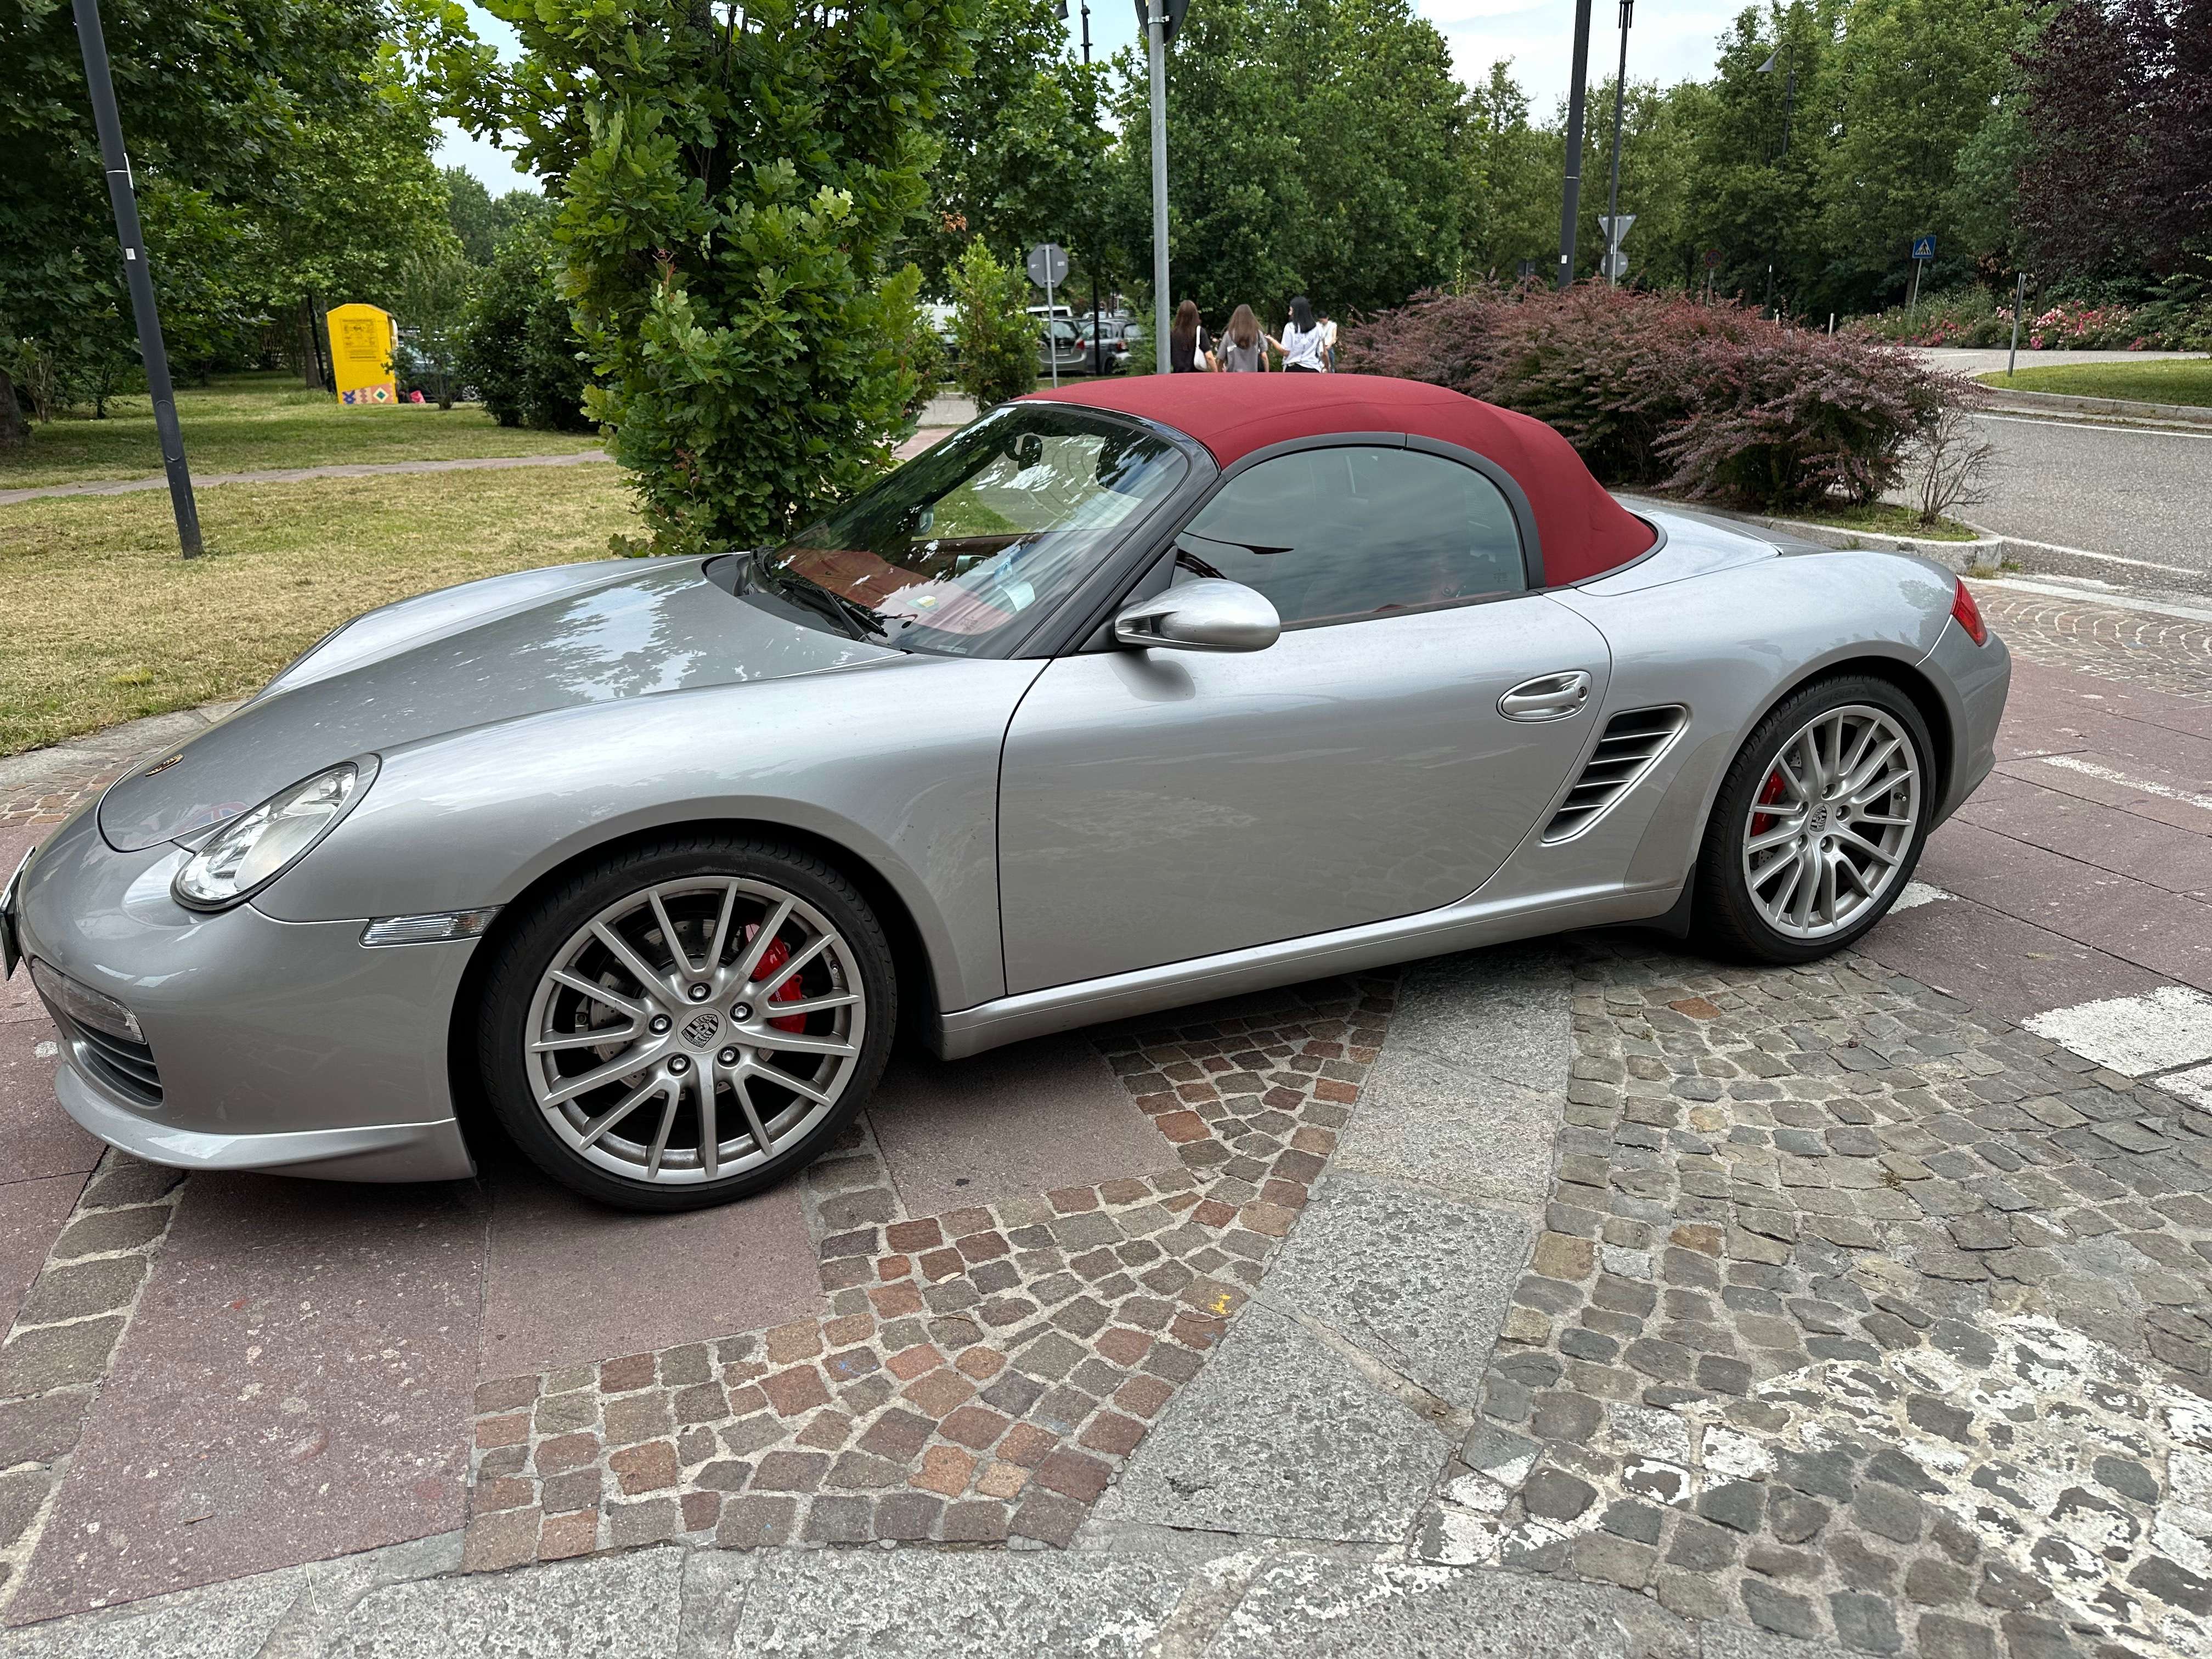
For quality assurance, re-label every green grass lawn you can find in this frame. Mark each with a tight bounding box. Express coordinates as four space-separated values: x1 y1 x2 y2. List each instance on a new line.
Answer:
1 371 605 489
1978 356 2212 409
1790 501 1983 543
1 463 637 755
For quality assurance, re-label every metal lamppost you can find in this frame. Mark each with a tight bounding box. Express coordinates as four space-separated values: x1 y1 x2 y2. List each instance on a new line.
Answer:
72 0 201 556
1603 0 1633 286
1146 0 1173 371
1058 0 1105 369
1756 36 1796 319
1556 0 1596 289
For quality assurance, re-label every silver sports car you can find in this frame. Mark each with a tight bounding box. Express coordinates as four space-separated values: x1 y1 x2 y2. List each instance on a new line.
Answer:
3 376 2010 1212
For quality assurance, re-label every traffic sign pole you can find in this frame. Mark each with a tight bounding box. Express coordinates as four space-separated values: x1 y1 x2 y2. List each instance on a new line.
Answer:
1148 0 1170 373
1604 0 1633 286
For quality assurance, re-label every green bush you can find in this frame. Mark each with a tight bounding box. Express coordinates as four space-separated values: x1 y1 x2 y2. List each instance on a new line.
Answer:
460 222 593 432
948 240 1037 408
1342 284 1953 512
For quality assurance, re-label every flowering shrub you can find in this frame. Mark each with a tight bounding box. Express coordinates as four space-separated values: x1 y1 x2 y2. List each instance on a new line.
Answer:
1341 285 1956 512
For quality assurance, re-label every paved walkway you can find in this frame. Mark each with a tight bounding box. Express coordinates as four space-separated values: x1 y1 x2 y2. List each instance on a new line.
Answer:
0 451 613 509
0 588 2204 1656
1921 348 2210 376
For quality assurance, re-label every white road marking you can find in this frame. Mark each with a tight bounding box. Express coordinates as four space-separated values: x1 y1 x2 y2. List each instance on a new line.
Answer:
1984 577 2212 625
2035 755 2212 814
1973 411 2212 439
1976 539 2200 576
2161 1063 2212 1110
2025 985 2212 1076
1889 881 1955 912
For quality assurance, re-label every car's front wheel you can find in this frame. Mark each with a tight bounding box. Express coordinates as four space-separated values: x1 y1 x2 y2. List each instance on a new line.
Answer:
478 837 895 1212
1690 675 1935 964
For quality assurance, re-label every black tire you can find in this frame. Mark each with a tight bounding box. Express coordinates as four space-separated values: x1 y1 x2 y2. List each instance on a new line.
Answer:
477 835 896 1212
1689 675 1937 964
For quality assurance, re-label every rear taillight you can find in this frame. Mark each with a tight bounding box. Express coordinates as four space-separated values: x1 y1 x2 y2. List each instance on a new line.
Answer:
1951 578 1988 646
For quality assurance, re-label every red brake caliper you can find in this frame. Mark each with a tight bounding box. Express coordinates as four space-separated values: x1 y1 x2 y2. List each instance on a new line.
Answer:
750 934 809 1032
1751 768 1787 836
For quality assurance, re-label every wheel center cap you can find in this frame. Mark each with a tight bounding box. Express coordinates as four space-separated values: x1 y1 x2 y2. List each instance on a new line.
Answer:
680 1009 723 1049
1810 804 1830 831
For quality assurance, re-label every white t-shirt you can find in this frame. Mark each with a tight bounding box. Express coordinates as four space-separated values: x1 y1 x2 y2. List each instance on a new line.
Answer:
1280 321 1329 370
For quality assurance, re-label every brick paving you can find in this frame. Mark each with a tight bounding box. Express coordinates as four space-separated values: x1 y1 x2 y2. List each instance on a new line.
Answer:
456 978 1393 1569
1432 939 2212 1657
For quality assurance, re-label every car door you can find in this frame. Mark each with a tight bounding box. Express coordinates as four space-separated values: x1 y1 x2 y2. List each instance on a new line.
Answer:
996 441 1612 995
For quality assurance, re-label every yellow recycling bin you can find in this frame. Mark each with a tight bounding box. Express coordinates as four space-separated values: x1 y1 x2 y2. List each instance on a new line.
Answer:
327 303 398 407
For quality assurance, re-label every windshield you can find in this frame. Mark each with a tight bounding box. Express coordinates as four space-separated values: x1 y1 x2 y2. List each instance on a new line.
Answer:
753 404 1188 656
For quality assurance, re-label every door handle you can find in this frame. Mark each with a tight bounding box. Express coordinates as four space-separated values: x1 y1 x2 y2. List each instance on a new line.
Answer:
1499 671 1592 721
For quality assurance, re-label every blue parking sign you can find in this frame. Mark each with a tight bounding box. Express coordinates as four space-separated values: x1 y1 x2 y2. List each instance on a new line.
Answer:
1911 234 1937 261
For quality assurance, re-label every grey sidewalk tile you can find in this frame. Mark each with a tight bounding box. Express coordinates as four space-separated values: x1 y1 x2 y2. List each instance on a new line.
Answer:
0 1566 311 1659
1200 1553 1696 1658
1333 1047 1565 1209
1103 1301 1449 1543
1386 945 1573 1091
308 1545 684 1657
732 1548 1193 1655
1257 1172 1529 1407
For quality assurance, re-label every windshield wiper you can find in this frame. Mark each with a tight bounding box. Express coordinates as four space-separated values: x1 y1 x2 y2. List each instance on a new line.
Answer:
749 550 893 642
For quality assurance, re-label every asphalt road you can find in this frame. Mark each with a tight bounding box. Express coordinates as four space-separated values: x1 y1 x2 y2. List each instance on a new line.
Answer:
1963 410 2212 599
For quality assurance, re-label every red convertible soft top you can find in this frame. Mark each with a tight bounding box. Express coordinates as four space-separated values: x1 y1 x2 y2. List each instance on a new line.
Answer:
1025 373 1655 585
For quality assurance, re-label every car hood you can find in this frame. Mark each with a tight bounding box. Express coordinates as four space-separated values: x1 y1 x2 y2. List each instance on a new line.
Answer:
98 556 896 852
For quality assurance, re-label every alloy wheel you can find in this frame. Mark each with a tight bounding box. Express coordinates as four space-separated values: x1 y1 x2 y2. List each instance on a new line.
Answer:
523 877 866 1187
1739 703 1921 940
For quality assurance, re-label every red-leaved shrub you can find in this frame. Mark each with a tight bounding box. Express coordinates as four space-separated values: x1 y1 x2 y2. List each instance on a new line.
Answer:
1340 285 1961 512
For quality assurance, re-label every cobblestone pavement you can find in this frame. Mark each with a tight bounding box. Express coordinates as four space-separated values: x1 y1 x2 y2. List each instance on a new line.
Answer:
1973 588 2212 702
0 576 2204 1654
458 979 1390 1568
1447 941 2212 1659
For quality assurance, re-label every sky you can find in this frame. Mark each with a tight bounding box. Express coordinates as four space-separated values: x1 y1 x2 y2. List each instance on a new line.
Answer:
437 0 1748 194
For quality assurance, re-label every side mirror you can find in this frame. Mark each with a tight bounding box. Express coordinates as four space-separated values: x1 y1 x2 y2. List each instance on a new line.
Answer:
1113 578 1280 653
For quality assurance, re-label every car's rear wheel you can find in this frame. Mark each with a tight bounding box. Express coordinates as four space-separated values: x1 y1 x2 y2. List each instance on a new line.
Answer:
1690 676 1934 964
478 837 895 1212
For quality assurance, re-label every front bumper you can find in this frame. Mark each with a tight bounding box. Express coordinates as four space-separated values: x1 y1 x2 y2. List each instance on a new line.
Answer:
13 804 477 1184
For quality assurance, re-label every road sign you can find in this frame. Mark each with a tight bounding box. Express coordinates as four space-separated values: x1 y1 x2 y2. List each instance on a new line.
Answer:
1703 247 1724 270
1515 258 1538 280
1025 242 1069 290
1602 250 1629 280
1133 0 1189 42
1598 213 1636 249
1911 234 1936 261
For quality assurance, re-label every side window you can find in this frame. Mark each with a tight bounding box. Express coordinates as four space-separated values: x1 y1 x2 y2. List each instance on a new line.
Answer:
1172 446 1525 628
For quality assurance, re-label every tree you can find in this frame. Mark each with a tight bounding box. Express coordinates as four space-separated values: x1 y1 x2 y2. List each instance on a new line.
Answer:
461 218 591 428
905 0 1107 298
2015 0 2212 283
1462 63 1563 282
1099 0 1469 325
459 0 971 553
444 165 547 263
0 0 479 441
1819 0 2024 304
947 238 1035 406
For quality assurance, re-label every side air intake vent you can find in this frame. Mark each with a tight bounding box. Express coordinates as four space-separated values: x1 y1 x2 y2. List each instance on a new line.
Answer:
1543 706 1687 843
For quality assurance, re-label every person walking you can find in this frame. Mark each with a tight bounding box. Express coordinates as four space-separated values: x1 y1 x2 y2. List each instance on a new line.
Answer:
1168 300 1216 373
1273 296 1329 373
1318 308 1340 371
1217 304 1271 373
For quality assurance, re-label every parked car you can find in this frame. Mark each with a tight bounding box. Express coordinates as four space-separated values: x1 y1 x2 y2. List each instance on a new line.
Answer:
4 376 2008 1214
1039 318 1086 378
1075 318 1140 375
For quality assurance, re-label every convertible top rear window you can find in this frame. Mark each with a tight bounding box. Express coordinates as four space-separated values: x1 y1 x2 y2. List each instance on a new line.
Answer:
752 405 1188 656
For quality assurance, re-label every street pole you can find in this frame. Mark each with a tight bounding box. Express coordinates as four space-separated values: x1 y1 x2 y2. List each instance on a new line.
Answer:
2007 270 2026 379
1148 0 1171 373
1082 3 1101 368
72 0 201 557
1556 0 1595 289
1604 0 1632 286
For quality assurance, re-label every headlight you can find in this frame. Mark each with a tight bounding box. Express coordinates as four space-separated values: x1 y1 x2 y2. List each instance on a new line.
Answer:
172 759 376 911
